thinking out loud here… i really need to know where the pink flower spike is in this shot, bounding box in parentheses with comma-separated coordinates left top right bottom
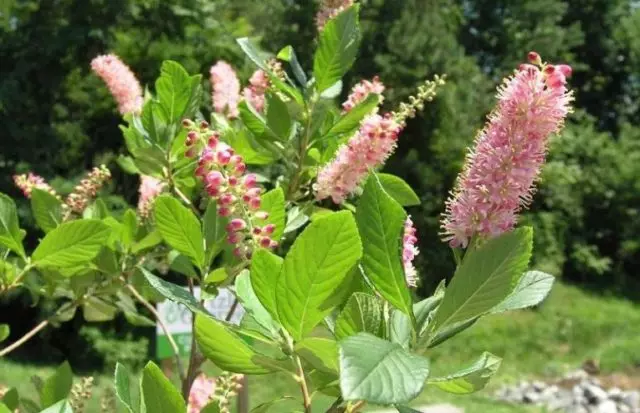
(137, 175, 165, 218)
(242, 69, 269, 113)
(441, 54, 574, 247)
(210, 61, 241, 119)
(557, 64, 572, 77)
(342, 77, 385, 113)
(187, 374, 216, 413)
(402, 216, 419, 288)
(316, 0, 354, 31)
(13, 173, 57, 199)
(91, 54, 143, 115)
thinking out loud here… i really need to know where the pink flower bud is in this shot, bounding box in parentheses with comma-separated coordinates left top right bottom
(270, 240, 279, 249)
(233, 247, 245, 258)
(218, 206, 231, 217)
(259, 237, 272, 248)
(263, 224, 276, 235)
(556, 64, 572, 78)
(205, 170, 224, 187)
(182, 119, 194, 128)
(243, 174, 257, 188)
(200, 120, 209, 130)
(219, 193, 236, 206)
(234, 163, 247, 175)
(195, 165, 207, 177)
(254, 211, 269, 220)
(248, 197, 261, 210)
(207, 134, 219, 148)
(186, 131, 198, 146)
(227, 232, 243, 244)
(230, 155, 243, 165)
(245, 187, 262, 198)
(206, 186, 220, 197)
(528, 51, 541, 65)
(228, 176, 238, 186)
(252, 227, 262, 235)
(200, 149, 215, 163)
(216, 149, 232, 165)
(185, 148, 197, 158)
(228, 218, 247, 231)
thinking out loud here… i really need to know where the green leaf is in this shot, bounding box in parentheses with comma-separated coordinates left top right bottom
(200, 403, 221, 413)
(392, 286, 446, 348)
(377, 173, 421, 207)
(114, 363, 136, 413)
(0, 404, 11, 413)
(427, 318, 478, 349)
(131, 231, 163, 254)
(396, 407, 422, 413)
(82, 297, 118, 322)
(252, 188, 285, 242)
(276, 211, 362, 340)
(356, 176, 412, 317)
(154, 195, 205, 270)
(168, 250, 198, 278)
(295, 338, 339, 374)
(195, 315, 271, 374)
(431, 227, 533, 334)
(334, 293, 384, 340)
(203, 200, 227, 265)
(249, 397, 295, 413)
(236, 37, 270, 70)
(33, 220, 111, 269)
(31, 189, 63, 233)
(429, 352, 502, 394)
(339, 333, 430, 404)
(141, 362, 186, 413)
(313, 5, 361, 92)
(239, 101, 280, 142)
(0, 193, 26, 258)
(321, 93, 380, 142)
(39, 399, 73, 413)
(0, 388, 18, 411)
(266, 93, 292, 140)
(235, 270, 280, 336)
(0, 324, 9, 343)
(40, 361, 73, 408)
(250, 249, 283, 322)
(156, 61, 202, 126)
(277, 46, 307, 86)
(140, 268, 209, 316)
(121, 209, 137, 249)
(490, 270, 555, 314)
(284, 206, 309, 234)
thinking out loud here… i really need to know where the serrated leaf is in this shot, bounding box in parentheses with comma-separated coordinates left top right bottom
(490, 271, 555, 314)
(236, 37, 270, 70)
(266, 93, 291, 140)
(31, 189, 63, 233)
(295, 338, 339, 374)
(140, 268, 209, 316)
(377, 173, 420, 206)
(154, 195, 204, 270)
(82, 297, 118, 322)
(141, 362, 186, 413)
(276, 211, 362, 340)
(0, 324, 9, 343)
(250, 249, 283, 322)
(0, 193, 26, 258)
(131, 230, 163, 254)
(356, 176, 413, 317)
(320, 93, 380, 142)
(252, 188, 285, 242)
(431, 228, 533, 334)
(277, 46, 307, 86)
(195, 315, 272, 374)
(284, 206, 309, 234)
(40, 361, 73, 408)
(313, 5, 361, 92)
(334, 293, 384, 340)
(121, 209, 137, 249)
(429, 352, 502, 394)
(32, 220, 111, 269)
(114, 363, 136, 413)
(339, 333, 430, 404)
(156, 61, 202, 126)
(239, 101, 279, 142)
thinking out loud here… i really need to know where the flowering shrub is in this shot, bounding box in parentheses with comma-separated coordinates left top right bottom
(0, 3, 572, 413)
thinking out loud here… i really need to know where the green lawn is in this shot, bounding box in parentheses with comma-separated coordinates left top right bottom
(2, 281, 639, 412)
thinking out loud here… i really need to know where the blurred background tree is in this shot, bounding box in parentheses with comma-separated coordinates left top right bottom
(1, 0, 639, 367)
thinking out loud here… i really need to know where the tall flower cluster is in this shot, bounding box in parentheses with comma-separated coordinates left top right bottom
(13, 173, 58, 199)
(441, 53, 574, 247)
(184, 120, 277, 258)
(210, 61, 241, 119)
(314, 114, 402, 203)
(91, 54, 143, 115)
(65, 165, 111, 214)
(316, 0, 354, 31)
(403, 217, 419, 288)
(342, 77, 385, 113)
(137, 175, 166, 218)
(242, 70, 269, 113)
(211, 373, 244, 413)
(188, 374, 216, 413)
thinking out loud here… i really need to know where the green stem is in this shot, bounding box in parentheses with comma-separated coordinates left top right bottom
(287, 98, 316, 201)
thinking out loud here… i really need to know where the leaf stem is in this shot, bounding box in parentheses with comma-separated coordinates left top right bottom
(125, 282, 186, 382)
(287, 97, 316, 201)
(0, 301, 74, 357)
(182, 278, 201, 399)
(293, 353, 313, 413)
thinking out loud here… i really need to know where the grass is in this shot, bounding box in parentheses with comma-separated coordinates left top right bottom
(1, 281, 639, 412)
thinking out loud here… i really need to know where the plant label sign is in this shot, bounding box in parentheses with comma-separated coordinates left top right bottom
(156, 287, 244, 359)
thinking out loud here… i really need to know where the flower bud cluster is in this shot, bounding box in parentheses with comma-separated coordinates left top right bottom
(316, 0, 354, 31)
(342, 76, 385, 113)
(393, 75, 446, 127)
(137, 175, 166, 218)
(13, 173, 59, 199)
(65, 165, 111, 214)
(243, 69, 269, 112)
(402, 217, 419, 288)
(212, 372, 244, 413)
(183, 120, 277, 258)
(69, 376, 94, 413)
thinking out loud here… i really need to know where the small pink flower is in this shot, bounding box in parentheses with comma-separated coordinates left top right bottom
(187, 374, 216, 413)
(137, 175, 165, 218)
(314, 113, 402, 204)
(210, 61, 241, 119)
(342, 77, 385, 113)
(91, 54, 143, 115)
(13, 173, 57, 199)
(441, 53, 574, 247)
(65, 165, 111, 214)
(316, 0, 354, 31)
(243, 70, 269, 113)
(403, 217, 419, 288)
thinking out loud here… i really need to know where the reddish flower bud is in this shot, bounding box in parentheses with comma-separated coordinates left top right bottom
(182, 119, 194, 128)
(205, 170, 224, 187)
(259, 237, 272, 248)
(200, 120, 209, 130)
(218, 206, 231, 217)
(263, 224, 276, 235)
(556, 64, 572, 78)
(243, 174, 257, 188)
(228, 218, 247, 231)
(528, 51, 541, 65)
